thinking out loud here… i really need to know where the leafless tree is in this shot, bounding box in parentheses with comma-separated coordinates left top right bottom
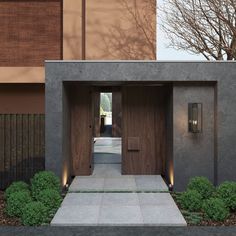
(160, 0, 236, 60)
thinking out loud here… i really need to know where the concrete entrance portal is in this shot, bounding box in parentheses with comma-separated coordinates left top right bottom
(45, 61, 236, 191)
(68, 84, 170, 178)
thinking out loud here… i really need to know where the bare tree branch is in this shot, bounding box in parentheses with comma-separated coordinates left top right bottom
(160, 0, 236, 60)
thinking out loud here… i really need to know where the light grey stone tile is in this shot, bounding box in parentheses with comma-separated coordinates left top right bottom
(102, 193, 139, 206)
(140, 205, 187, 226)
(138, 193, 173, 206)
(92, 164, 122, 177)
(104, 177, 136, 191)
(91, 164, 109, 177)
(135, 175, 168, 191)
(104, 164, 122, 177)
(62, 193, 103, 206)
(98, 206, 143, 225)
(94, 153, 121, 164)
(51, 206, 100, 226)
(69, 177, 105, 191)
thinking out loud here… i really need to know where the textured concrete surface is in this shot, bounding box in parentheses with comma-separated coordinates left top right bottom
(94, 138, 121, 164)
(173, 85, 215, 189)
(51, 192, 186, 226)
(1, 227, 236, 236)
(51, 160, 182, 226)
(45, 61, 236, 191)
(69, 164, 168, 192)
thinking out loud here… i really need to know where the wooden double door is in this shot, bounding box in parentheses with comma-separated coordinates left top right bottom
(71, 85, 166, 176)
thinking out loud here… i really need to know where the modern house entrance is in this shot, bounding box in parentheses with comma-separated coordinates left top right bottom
(65, 82, 171, 179)
(46, 61, 236, 191)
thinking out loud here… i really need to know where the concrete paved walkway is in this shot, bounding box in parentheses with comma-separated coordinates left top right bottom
(69, 164, 168, 192)
(51, 138, 186, 226)
(51, 192, 186, 226)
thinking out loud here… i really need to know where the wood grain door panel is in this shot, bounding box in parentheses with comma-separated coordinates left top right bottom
(122, 86, 166, 175)
(112, 88, 122, 137)
(71, 85, 93, 175)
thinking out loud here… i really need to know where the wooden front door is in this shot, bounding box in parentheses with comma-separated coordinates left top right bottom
(122, 86, 166, 175)
(71, 85, 93, 175)
(112, 88, 122, 137)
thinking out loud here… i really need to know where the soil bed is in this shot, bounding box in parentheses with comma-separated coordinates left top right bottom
(0, 191, 22, 226)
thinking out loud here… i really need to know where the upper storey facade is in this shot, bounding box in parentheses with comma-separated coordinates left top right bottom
(0, 0, 156, 82)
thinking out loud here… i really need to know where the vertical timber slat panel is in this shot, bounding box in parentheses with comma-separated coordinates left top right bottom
(0, 116, 5, 189)
(112, 89, 122, 137)
(93, 91, 100, 137)
(39, 114, 45, 169)
(34, 115, 39, 172)
(16, 114, 22, 180)
(28, 115, 34, 179)
(11, 115, 17, 183)
(5, 115, 11, 187)
(0, 114, 45, 189)
(22, 115, 29, 182)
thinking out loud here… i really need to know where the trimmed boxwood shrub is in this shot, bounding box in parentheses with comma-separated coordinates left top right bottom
(187, 176, 215, 199)
(5, 181, 29, 199)
(179, 190, 203, 212)
(6, 191, 32, 217)
(37, 189, 62, 212)
(31, 171, 60, 199)
(217, 181, 236, 211)
(21, 201, 48, 226)
(202, 198, 229, 221)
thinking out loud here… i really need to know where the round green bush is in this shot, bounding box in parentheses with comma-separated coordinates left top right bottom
(21, 201, 48, 226)
(6, 191, 32, 217)
(217, 181, 236, 211)
(37, 189, 62, 212)
(31, 171, 60, 199)
(5, 181, 29, 199)
(179, 190, 203, 212)
(202, 198, 229, 221)
(187, 176, 215, 199)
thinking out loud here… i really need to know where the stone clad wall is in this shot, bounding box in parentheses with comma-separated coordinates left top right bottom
(45, 61, 236, 191)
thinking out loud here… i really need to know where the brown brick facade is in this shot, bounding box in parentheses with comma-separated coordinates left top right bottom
(0, 0, 62, 66)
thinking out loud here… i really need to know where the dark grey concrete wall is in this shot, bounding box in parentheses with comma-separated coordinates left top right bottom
(165, 87, 173, 185)
(62, 84, 72, 186)
(45, 70, 63, 179)
(45, 61, 236, 191)
(173, 85, 215, 190)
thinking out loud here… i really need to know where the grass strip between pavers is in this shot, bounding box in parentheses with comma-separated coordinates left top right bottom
(68, 190, 170, 193)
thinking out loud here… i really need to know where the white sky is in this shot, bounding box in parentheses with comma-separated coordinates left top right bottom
(157, 0, 205, 60)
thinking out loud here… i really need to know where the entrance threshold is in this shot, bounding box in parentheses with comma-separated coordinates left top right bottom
(69, 164, 168, 192)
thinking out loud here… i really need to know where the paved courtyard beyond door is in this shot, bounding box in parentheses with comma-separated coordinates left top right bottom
(51, 138, 186, 226)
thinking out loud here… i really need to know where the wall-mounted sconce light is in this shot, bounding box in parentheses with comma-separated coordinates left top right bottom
(188, 103, 202, 133)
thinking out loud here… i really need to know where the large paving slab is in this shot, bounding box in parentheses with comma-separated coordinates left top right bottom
(51, 192, 187, 226)
(69, 164, 168, 192)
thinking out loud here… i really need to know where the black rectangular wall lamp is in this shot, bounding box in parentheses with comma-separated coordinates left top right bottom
(188, 103, 202, 133)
